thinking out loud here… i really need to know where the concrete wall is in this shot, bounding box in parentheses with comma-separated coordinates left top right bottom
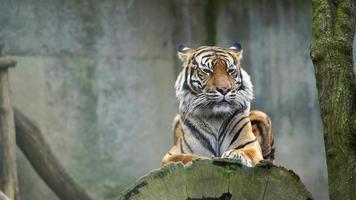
(2, 1, 178, 199)
(1, 0, 350, 199)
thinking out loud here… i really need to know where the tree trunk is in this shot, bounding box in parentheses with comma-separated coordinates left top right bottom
(14, 108, 93, 200)
(120, 159, 312, 200)
(0, 57, 19, 200)
(310, 0, 356, 199)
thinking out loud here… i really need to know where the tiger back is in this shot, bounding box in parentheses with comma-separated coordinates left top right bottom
(250, 111, 275, 162)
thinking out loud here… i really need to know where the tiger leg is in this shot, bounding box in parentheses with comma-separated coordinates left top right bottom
(160, 142, 196, 166)
(222, 140, 263, 167)
(161, 152, 200, 166)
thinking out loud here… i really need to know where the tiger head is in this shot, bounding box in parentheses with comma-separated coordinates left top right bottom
(175, 44, 253, 117)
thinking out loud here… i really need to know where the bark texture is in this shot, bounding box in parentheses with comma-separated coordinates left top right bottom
(120, 159, 312, 200)
(14, 109, 93, 200)
(310, 0, 356, 199)
(0, 58, 19, 200)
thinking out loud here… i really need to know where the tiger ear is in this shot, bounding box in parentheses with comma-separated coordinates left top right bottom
(229, 43, 243, 61)
(177, 44, 194, 63)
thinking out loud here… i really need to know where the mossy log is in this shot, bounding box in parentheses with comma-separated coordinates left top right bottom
(120, 159, 312, 200)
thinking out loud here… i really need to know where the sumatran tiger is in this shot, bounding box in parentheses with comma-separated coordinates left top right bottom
(161, 44, 275, 167)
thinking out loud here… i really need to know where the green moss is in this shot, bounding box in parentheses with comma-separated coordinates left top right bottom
(74, 0, 104, 51)
(62, 57, 102, 196)
(78, 60, 97, 96)
(311, 0, 356, 198)
(120, 159, 312, 200)
(151, 168, 171, 179)
(67, 57, 138, 200)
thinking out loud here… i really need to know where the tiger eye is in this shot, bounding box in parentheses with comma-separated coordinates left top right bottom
(202, 68, 212, 74)
(228, 69, 236, 74)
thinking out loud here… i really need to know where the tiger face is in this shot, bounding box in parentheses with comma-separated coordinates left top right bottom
(175, 44, 253, 116)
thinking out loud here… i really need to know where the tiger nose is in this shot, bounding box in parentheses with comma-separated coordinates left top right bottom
(216, 87, 231, 95)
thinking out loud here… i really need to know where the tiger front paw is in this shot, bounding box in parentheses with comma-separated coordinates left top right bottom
(221, 150, 253, 167)
(161, 154, 200, 166)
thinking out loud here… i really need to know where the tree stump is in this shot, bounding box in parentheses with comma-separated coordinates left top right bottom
(0, 56, 19, 200)
(120, 158, 312, 200)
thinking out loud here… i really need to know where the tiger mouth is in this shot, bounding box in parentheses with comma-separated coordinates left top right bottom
(212, 99, 231, 106)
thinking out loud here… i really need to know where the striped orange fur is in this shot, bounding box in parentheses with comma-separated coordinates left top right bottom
(161, 44, 275, 167)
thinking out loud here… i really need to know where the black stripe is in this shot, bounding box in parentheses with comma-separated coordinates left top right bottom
(250, 120, 259, 125)
(173, 121, 180, 143)
(269, 147, 276, 160)
(179, 138, 185, 154)
(184, 118, 217, 156)
(218, 109, 240, 142)
(173, 120, 180, 132)
(191, 80, 202, 88)
(201, 54, 215, 60)
(196, 117, 217, 141)
(251, 120, 264, 137)
(264, 147, 275, 160)
(267, 117, 272, 125)
(196, 71, 204, 79)
(234, 138, 258, 150)
(228, 117, 248, 136)
(201, 82, 207, 90)
(212, 49, 229, 54)
(216, 54, 231, 62)
(195, 49, 214, 56)
(238, 67, 244, 90)
(182, 67, 198, 95)
(219, 116, 246, 146)
(229, 122, 249, 146)
(217, 111, 243, 155)
(225, 51, 237, 64)
(195, 48, 228, 57)
(262, 148, 271, 156)
(187, 67, 193, 90)
(182, 133, 193, 153)
(188, 67, 199, 93)
(182, 67, 190, 91)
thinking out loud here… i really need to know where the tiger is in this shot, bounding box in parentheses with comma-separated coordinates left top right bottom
(161, 44, 275, 167)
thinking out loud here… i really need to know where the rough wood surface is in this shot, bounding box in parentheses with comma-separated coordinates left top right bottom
(13, 108, 93, 200)
(310, 0, 356, 199)
(0, 68, 19, 199)
(120, 159, 312, 200)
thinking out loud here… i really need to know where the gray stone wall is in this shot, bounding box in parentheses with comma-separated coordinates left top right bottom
(2, 1, 178, 199)
(2, 0, 352, 199)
